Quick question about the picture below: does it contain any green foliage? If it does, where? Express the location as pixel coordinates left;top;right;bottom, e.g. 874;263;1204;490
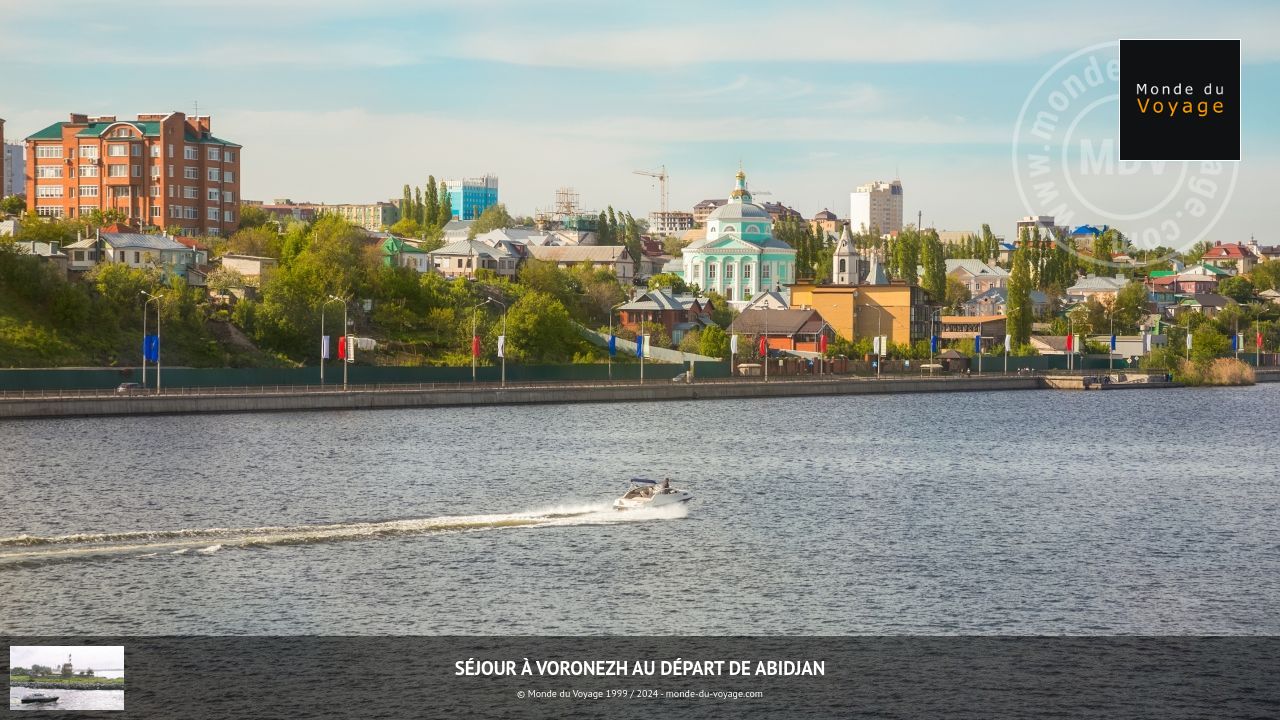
468;203;515;239
919;229;947;302
222;226;282;258
699;324;730;359
1250;259;1280;292
1218;275;1254;303
1006;234;1033;346
1190;325;1230;362
647;272;688;293
437;182;452;225
236;204;273;230
944;275;971;313
889;228;919;284
502;291;582;363
1112;281;1148;333
1;195;26;215
703;291;737;327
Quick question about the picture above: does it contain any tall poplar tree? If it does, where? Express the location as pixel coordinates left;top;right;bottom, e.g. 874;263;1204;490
425;176;438;227
401;185;413;225
437;182;452;224
1007;230;1034;346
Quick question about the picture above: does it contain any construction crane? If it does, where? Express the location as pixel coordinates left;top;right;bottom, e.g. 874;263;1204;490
633;165;668;218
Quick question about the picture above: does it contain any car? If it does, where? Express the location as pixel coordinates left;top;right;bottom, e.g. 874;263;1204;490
671;372;689;383
116;382;143;394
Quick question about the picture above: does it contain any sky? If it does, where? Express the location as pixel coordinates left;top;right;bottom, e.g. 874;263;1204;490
1;0;1276;243
10;645;124;671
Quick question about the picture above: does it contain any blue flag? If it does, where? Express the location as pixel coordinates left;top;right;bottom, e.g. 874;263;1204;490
635;336;644;358
1231;334;1238;352
608;334;617;357
1110;334;1117;351
974;334;981;353
930;335;938;354
143;334;159;362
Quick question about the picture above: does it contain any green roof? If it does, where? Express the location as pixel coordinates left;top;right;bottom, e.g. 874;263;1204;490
1149;270;1176;278
26;120;239;147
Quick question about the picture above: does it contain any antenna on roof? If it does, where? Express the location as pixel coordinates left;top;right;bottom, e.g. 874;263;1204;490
193;100;199;117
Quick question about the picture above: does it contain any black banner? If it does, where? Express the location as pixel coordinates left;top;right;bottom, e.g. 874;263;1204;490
5;637;1279;718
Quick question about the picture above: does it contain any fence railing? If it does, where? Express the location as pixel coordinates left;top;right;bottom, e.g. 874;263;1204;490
0;370;1067;401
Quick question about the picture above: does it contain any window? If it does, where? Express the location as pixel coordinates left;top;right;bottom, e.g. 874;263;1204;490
224;210;234;223
150;145;160;157
838;258;846;273
150;185;160;197
170;206;180;218
184;167;197;180
37;206;65;217
133;251;141;263
79;146;99;159
222;191;233;203
725;263;735;280
131;164;141;177
168;144;174;158
79;186;98;197
131;145;141;156
183;186;197;199
36;186;64;198
79;165;98;177
151;206;161;218
207;207;219;221
224;150;235;162
708;264;717;280
223;170;234;183
150;165;160;178
107;164;127;177
744;264;752;279
207;189;220;201
762;264;771;279
168;164;174;178
74;250;85;261
36;166;64;179
112;186;131;198
184;207;197;219
108;144;128;157
35;146;63;158
207;168;220;182
113;127;130;138
168;185;175;198
183;146;197;160
208;147;221;161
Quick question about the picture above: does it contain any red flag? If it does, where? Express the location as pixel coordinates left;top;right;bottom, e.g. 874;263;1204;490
820;335;828;353
1065;334;1073;352
1258;332;1264;349
337;335;347;360
758;336;767;356
472;335;481;357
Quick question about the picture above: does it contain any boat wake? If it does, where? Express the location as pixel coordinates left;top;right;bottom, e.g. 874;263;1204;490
0;502;688;568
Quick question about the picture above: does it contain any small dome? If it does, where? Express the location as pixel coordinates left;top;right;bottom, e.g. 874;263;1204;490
708;202;771;222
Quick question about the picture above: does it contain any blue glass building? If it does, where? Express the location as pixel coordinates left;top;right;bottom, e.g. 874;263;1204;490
445;175;499;220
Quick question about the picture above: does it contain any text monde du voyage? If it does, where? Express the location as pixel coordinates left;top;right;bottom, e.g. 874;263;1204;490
1134;82;1229;118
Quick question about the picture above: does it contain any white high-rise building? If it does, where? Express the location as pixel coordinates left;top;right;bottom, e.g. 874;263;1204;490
849;180;903;235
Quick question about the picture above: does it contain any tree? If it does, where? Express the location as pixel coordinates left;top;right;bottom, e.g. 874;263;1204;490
919;230;947;303
467;203;515;239
1250;260;1280;292
207;265;249;293
502;290;581;363
224;226;282;258
1218;275;1255;303
424;176;438;227
647;272;687;293
699;324;730;359
1112;280;1148;333
1191;325;1230;362
401;185;413;224
892;228;919;284
236;204;272;230
0;195;25;215
1006;238;1033;346
437;182;452;225
944;275;971;313
413;186;424;224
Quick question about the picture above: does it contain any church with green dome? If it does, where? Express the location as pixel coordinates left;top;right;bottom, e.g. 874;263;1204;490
675;170;797;303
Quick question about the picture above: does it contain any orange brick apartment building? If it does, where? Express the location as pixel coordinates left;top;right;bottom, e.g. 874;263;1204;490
25;112;241;236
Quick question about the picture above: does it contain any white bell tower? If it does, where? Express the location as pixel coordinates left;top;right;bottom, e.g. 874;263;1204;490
832;225;858;285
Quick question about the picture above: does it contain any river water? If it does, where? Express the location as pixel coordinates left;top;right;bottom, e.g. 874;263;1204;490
1;385;1277;635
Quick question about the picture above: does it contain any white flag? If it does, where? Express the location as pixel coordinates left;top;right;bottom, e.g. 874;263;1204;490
321;335;330;360
1186;332;1193;350
497;335;506;358
1004;334;1012;353
730;334;739;354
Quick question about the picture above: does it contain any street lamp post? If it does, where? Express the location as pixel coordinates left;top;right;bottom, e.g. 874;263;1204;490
489;297;508;387
141;291;163;393
608;300;627;382
321;295;343;386
327;294;349;390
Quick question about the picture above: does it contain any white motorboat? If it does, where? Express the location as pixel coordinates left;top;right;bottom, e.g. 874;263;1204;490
613;478;692;510
21;693;59;705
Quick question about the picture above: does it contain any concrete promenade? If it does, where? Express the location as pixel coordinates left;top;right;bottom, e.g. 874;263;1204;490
0;375;1048;420
2;368;1268;420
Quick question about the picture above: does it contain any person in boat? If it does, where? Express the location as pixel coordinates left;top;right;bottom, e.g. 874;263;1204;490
662;478;671;491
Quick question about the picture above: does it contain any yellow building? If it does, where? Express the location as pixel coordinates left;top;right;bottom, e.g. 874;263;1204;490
788;238;932;345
